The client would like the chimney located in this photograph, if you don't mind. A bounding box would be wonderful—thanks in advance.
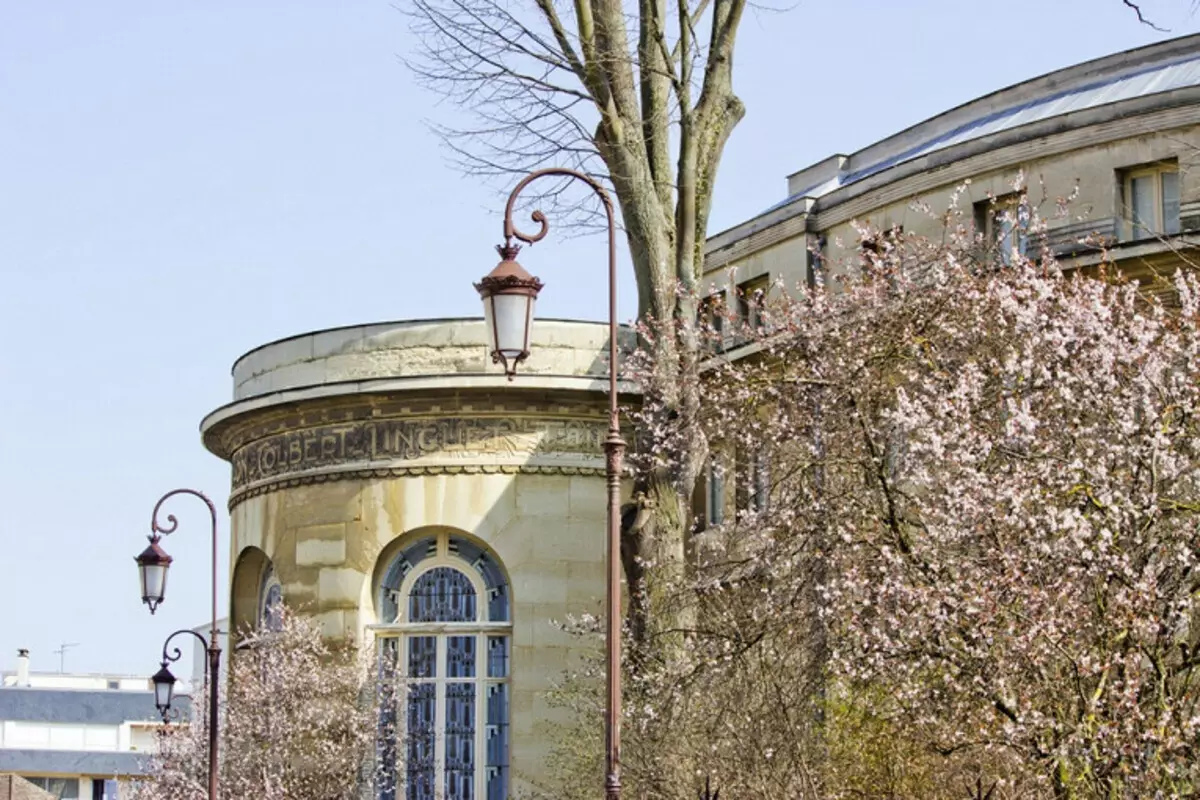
[16,649,30,687]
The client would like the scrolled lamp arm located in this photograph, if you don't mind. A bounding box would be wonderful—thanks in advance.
[501,168,614,251]
[161,628,211,667]
[499,167,620,433]
[150,488,217,540]
[153,629,213,722]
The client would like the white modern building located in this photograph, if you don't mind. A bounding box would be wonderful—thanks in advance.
[0,651,176,800]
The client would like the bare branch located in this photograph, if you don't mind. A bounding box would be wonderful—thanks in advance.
[1122,0,1170,30]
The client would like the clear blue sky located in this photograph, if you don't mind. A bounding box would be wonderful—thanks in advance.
[0,0,1194,678]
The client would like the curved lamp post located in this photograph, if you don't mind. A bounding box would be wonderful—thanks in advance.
[152,628,209,716]
[476,168,626,800]
[135,488,221,800]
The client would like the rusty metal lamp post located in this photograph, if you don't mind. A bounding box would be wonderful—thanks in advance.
[475,168,626,800]
[134,488,221,800]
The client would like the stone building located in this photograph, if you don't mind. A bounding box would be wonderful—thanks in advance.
[198,34,1200,800]
[201,318,629,799]
[704,33,1200,308]
[694,33,1200,525]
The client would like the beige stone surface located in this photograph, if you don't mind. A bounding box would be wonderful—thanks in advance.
[295,535,346,567]
[224,467,612,790]
[705,122,1200,299]
[209,317,627,795]
[230,318,634,401]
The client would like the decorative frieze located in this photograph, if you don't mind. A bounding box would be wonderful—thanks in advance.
[229,415,608,503]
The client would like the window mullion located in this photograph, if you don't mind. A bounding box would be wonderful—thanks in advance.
[475,630,486,798]
[1154,171,1162,231]
[393,640,406,800]
[1125,175,1133,239]
[435,635,447,798]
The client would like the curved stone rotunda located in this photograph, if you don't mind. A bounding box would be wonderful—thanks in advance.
[201,317,631,797]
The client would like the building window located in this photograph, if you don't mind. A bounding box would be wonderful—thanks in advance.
[860,226,903,263]
[25,778,80,799]
[975,194,1030,266]
[736,275,770,335]
[700,291,724,352]
[92,780,119,800]
[752,452,770,513]
[1122,162,1180,241]
[735,449,770,514]
[258,564,283,633]
[376,534,510,800]
[698,293,726,353]
[706,459,726,526]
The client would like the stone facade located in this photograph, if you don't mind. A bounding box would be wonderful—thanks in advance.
[202,318,632,795]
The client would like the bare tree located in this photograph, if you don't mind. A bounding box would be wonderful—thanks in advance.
[408,0,747,676]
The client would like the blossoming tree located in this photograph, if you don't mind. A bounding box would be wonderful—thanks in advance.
[582,192,1200,798]
[129,612,379,800]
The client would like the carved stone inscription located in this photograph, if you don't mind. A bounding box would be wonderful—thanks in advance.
[231,416,605,489]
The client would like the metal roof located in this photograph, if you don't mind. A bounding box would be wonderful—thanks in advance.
[778,42,1200,207]
[0,750,149,778]
[0,688,175,726]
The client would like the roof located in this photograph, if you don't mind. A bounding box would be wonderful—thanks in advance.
[0,751,149,778]
[0,688,175,726]
[778,34,1200,208]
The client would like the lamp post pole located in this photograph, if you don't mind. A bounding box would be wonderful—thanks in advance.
[137,488,221,800]
[476,168,625,800]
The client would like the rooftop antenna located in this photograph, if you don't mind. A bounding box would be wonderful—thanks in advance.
[53,642,79,673]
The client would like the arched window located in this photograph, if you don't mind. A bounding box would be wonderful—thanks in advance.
[376,533,510,800]
[258,564,283,633]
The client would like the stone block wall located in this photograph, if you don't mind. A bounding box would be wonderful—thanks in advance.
[205,318,629,794]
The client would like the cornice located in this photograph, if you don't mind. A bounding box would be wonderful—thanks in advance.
[810,92,1200,232]
[228,463,607,510]
[202,381,625,460]
[705,210,812,272]
[218,407,617,510]
[702,89,1200,274]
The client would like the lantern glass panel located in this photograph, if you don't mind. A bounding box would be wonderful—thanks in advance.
[487,293,534,358]
[140,563,168,606]
[153,671,175,711]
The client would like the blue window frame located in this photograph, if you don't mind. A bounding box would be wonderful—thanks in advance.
[376,534,510,800]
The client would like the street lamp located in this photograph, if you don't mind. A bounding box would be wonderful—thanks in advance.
[135,489,222,800]
[478,168,626,800]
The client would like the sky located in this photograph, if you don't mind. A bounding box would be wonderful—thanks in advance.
[0,0,1196,679]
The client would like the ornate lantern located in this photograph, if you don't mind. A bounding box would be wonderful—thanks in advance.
[475,244,543,377]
